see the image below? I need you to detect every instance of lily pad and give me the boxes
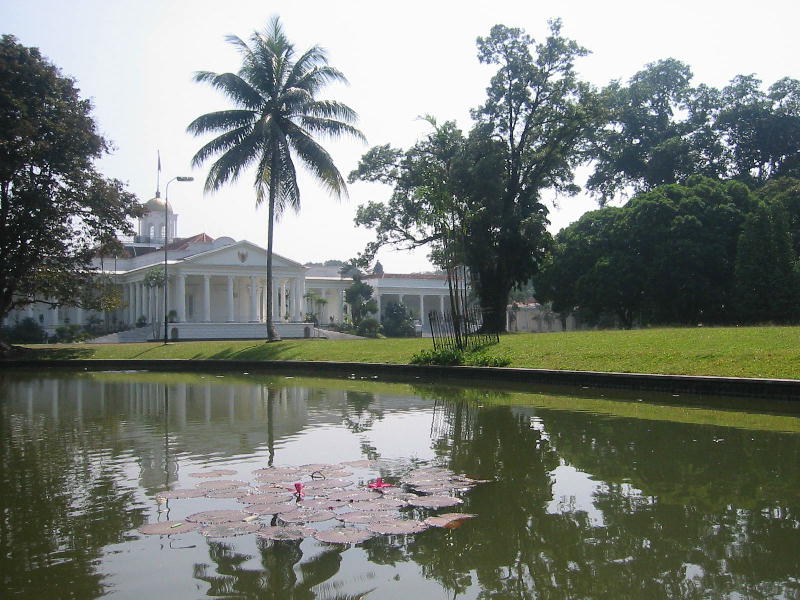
[328,490,381,502]
[279,510,337,524]
[186,510,250,524]
[347,498,406,511]
[257,526,313,542]
[313,469,353,479]
[302,478,351,490]
[238,491,293,504]
[297,498,346,510]
[337,510,400,524]
[366,519,429,535]
[189,469,238,478]
[253,467,302,477]
[424,513,477,528]
[205,488,247,499]
[406,495,463,508]
[313,528,375,544]
[299,463,337,472]
[138,521,198,535]
[195,479,249,490]
[243,502,296,515]
[199,522,262,537]
[156,489,205,500]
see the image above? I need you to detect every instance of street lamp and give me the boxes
[164,176,193,344]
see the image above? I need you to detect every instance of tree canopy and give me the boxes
[0,35,140,328]
[351,21,604,331]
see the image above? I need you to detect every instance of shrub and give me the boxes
[356,317,381,338]
[53,324,90,343]
[409,348,464,366]
[382,302,415,337]
[464,351,511,367]
[2,317,46,343]
[136,315,147,328]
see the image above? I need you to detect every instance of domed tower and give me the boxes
[138,193,178,244]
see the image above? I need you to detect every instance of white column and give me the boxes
[272,280,279,321]
[75,307,84,325]
[226,275,235,322]
[290,279,298,321]
[202,274,211,322]
[399,294,405,308]
[176,274,186,322]
[375,293,381,320]
[296,277,306,320]
[135,283,142,323]
[250,276,258,322]
[419,294,424,320]
[440,295,445,315]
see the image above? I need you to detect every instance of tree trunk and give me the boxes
[478,280,510,334]
[266,151,280,342]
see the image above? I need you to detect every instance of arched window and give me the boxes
[160,224,166,240]
[148,224,155,239]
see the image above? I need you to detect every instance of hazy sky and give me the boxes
[3,0,798,272]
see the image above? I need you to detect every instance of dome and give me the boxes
[143,195,172,213]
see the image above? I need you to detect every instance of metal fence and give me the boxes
[428,306,499,352]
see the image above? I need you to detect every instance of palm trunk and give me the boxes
[266,150,280,342]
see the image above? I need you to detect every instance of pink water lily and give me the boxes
[292,482,305,497]
[367,477,393,489]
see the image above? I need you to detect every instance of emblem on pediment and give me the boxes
[238,251,248,264]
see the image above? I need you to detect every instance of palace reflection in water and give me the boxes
[1,371,799,599]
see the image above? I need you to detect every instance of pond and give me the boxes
[1,369,799,599]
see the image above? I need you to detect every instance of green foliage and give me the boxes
[381,302,415,337]
[1,317,46,343]
[351,22,604,333]
[410,348,465,366]
[0,35,140,326]
[735,202,800,322]
[188,17,363,340]
[345,274,376,327]
[537,177,762,327]
[135,315,147,328]
[355,317,381,338]
[52,324,92,343]
[464,350,512,367]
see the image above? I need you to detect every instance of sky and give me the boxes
[3,0,799,273]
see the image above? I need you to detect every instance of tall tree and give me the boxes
[0,35,140,335]
[352,21,603,332]
[188,17,364,341]
[468,20,604,330]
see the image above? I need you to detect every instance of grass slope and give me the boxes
[20,326,800,380]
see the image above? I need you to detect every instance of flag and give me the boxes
[157,150,162,172]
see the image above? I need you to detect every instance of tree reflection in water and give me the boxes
[193,539,372,599]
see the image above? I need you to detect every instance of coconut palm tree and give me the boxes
[188,16,364,341]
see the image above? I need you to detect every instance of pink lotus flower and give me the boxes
[292,482,305,497]
[367,477,393,489]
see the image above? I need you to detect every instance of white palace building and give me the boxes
[14,196,451,340]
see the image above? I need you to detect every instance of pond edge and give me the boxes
[1,359,799,400]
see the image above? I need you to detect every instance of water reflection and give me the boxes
[1,371,799,599]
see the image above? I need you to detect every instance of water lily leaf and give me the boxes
[138,521,198,535]
[366,519,429,535]
[424,513,477,528]
[406,496,463,508]
[296,498,346,510]
[337,510,400,524]
[195,480,249,490]
[339,460,374,468]
[244,502,296,515]
[205,488,247,499]
[238,491,293,504]
[199,522,262,537]
[257,526,313,542]
[347,498,406,512]
[313,528,375,544]
[186,510,250,524]
[328,490,381,502]
[279,510,337,523]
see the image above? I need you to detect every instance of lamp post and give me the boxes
[164,176,193,344]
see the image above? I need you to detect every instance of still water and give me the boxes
[1,370,799,599]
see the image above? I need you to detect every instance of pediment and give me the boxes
[181,242,303,270]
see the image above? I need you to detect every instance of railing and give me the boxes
[428,306,499,352]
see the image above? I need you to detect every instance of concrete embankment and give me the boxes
[1,359,799,400]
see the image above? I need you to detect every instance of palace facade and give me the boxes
[12,196,450,340]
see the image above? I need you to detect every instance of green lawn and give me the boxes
[19,325,800,380]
